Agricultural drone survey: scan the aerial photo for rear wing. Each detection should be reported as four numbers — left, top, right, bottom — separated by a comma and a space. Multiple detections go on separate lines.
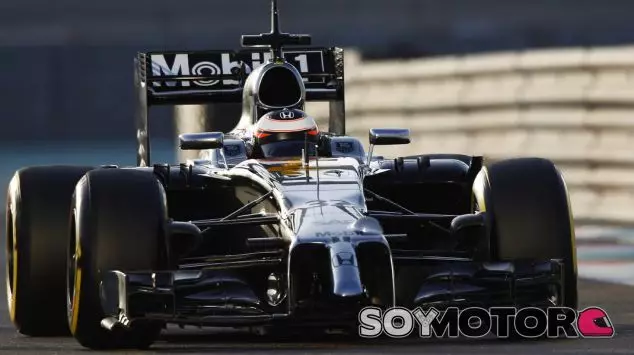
134, 47, 346, 166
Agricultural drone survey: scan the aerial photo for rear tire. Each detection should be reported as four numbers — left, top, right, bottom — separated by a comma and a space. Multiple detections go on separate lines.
67, 169, 170, 349
473, 157, 577, 309
5, 166, 93, 336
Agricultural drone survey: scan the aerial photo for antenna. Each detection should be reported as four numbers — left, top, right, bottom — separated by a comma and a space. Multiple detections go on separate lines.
241, 0, 312, 61
219, 147, 229, 170
269, 0, 282, 59
303, 131, 309, 166
314, 144, 320, 202
271, 0, 280, 34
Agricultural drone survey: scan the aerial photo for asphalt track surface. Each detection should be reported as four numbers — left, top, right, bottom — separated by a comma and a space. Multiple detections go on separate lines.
1, 274, 633, 354
0, 216, 632, 354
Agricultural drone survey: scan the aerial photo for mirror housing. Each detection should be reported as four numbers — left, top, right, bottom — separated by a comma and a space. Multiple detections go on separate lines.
369, 128, 411, 146
366, 128, 411, 165
179, 132, 224, 150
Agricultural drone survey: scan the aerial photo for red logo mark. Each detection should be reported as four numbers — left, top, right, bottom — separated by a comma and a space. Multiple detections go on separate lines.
577, 307, 615, 338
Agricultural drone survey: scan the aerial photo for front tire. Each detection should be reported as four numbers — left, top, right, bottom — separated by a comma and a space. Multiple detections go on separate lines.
67, 169, 170, 349
474, 157, 578, 309
6, 166, 93, 336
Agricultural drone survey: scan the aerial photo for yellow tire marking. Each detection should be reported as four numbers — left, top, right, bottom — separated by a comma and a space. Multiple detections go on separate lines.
472, 167, 489, 212
69, 267, 82, 334
69, 215, 82, 335
9, 221, 17, 322
6, 177, 18, 323
7, 198, 17, 323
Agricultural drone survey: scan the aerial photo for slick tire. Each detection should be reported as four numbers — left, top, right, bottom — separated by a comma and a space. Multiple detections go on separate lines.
6, 165, 93, 336
67, 169, 170, 350
473, 158, 578, 310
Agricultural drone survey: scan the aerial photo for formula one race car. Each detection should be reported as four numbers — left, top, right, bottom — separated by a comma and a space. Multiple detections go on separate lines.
5, 0, 577, 350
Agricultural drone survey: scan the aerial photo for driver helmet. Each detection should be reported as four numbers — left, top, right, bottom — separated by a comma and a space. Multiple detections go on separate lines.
252, 108, 320, 158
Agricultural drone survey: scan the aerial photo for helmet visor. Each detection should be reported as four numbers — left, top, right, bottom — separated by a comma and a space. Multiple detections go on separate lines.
260, 140, 316, 158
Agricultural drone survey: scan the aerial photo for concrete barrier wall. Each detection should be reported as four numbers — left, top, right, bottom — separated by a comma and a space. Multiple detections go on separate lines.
178, 45, 634, 226
307, 46, 634, 225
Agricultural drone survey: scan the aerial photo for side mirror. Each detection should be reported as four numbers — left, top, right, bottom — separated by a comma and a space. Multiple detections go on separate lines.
179, 132, 224, 150
369, 128, 411, 146
366, 128, 411, 164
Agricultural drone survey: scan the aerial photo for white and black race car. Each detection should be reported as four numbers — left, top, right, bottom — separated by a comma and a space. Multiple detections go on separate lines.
5, 0, 577, 349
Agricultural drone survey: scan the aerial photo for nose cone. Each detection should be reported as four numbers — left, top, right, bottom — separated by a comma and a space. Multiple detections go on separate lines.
330, 241, 365, 298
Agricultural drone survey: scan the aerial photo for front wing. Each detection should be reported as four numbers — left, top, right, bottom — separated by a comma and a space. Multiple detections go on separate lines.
99, 258, 565, 329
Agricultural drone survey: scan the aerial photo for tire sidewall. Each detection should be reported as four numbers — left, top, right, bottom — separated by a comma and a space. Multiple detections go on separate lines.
67, 169, 168, 349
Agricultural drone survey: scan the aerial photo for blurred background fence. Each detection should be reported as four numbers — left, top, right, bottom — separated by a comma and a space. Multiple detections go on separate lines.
308, 46, 634, 226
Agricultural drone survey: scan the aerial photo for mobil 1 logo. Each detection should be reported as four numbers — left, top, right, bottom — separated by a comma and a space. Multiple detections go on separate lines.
150, 50, 325, 88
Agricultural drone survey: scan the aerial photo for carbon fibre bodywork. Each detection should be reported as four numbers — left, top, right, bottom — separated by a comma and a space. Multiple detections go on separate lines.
98, 153, 566, 329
